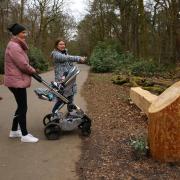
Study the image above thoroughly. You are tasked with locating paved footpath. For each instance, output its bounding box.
[0,64,89,180]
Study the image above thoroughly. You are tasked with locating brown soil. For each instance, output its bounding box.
[77,72,180,180]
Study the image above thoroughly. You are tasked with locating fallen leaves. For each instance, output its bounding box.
[77,72,180,180]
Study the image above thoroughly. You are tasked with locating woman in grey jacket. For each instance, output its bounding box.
[51,39,86,115]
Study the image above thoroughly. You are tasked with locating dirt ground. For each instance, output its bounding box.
[77,72,180,180]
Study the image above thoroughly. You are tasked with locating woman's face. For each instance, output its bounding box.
[57,41,66,51]
[17,30,27,40]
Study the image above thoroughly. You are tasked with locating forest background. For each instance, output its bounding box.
[0,0,180,79]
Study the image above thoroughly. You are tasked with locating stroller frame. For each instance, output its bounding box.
[32,67,91,140]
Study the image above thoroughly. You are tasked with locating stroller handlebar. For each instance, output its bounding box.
[32,73,43,83]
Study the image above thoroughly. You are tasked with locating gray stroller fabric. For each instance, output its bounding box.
[34,66,80,101]
[34,88,56,101]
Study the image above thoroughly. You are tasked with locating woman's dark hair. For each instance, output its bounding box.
[54,38,66,49]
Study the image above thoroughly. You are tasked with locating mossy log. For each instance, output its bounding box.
[112,74,129,85]
[148,81,180,162]
[143,85,166,95]
[112,74,169,95]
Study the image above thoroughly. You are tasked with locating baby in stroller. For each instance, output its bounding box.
[51,66,80,118]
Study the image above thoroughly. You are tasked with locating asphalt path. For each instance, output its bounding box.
[0,64,90,180]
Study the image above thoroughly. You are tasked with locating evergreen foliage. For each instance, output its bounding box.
[0,45,49,74]
[89,41,171,77]
[89,41,121,73]
[28,46,49,72]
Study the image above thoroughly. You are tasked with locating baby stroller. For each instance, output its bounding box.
[32,66,91,140]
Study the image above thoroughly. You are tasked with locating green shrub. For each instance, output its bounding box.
[89,40,172,77]
[89,41,121,73]
[130,135,149,159]
[28,46,49,72]
[0,45,49,74]
[130,59,166,77]
[115,52,137,74]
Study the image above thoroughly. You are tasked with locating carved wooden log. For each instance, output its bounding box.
[148,81,180,162]
[130,87,157,115]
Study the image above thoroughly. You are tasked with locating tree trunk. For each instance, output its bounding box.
[20,0,24,23]
[138,0,147,58]
[148,81,180,162]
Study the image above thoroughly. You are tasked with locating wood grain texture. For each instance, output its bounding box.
[148,81,180,162]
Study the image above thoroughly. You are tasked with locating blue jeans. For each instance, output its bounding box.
[52,95,74,114]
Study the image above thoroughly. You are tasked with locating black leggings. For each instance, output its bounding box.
[9,88,28,136]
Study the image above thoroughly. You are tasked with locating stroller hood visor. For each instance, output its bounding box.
[63,66,80,86]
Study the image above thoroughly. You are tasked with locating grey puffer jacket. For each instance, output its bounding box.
[51,49,81,97]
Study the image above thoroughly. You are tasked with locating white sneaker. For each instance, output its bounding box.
[21,134,39,143]
[9,130,22,138]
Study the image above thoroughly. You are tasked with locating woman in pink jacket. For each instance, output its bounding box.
[4,23,39,143]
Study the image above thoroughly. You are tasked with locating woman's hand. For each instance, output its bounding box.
[35,68,40,73]
[79,56,87,63]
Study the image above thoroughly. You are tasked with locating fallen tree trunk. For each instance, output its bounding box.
[148,81,180,162]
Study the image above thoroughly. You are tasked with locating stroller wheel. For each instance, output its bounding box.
[43,113,52,126]
[44,122,61,140]
[81,122,91,136]
[80,115,92,137]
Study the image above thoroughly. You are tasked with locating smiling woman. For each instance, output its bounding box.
[4,23,39,143]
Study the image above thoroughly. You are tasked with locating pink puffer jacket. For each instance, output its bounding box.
[4,38,35,88]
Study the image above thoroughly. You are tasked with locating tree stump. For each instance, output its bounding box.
[148,81,180,162]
